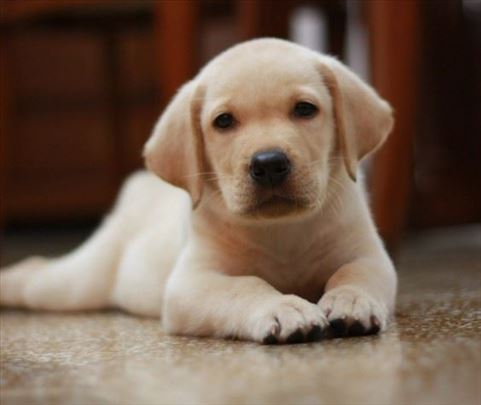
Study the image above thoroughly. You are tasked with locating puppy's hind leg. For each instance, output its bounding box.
[0,216,124,311]
[0,256,49,307]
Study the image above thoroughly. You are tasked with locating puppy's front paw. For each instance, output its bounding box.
[252,295,328,344]
[318,286,387,338]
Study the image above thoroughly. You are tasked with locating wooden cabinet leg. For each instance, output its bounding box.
[367,1,421,249]
[154,0,200,104]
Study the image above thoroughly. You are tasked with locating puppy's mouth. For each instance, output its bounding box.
[244,191,309,218]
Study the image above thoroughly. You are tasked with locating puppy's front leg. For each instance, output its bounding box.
[164,267,328,344]
[319,257,397,337]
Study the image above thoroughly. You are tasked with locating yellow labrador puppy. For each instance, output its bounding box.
[0,38,396,344]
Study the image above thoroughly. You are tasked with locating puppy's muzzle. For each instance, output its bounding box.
[250,150,291,187]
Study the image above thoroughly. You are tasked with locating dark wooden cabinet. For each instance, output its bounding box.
[1,8,160,223]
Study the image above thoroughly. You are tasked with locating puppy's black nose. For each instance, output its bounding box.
[250,150,291,186]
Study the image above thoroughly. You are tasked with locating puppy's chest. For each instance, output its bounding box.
[230,242,338,300]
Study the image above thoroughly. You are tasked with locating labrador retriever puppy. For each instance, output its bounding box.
[0,38,396,344]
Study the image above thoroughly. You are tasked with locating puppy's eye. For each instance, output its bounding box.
[293,102,318,118]
[213,113,235,130]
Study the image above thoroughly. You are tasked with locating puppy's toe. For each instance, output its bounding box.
[258,317,282,345]
[263,333,279,345]
[329,318,348,338]
[256,295,328,344]
[306,324,324,341]
[367,315,381,335]
[347,321,366,336]
[286,328,304,344]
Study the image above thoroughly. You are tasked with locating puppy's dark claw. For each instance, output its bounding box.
[348,321,366,336]
[306,325,324,341]
[328,317,381,338]
[329,318,347,338]
[263,334,278,345]
[286,328,304,344]
[367,316,381,335]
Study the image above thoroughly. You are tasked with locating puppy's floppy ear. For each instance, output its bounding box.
[143,81,205,206]
[318,58,394,181]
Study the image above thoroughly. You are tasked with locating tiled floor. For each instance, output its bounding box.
[1,225,480,404]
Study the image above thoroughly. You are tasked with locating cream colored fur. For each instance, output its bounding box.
[0,39,397,344]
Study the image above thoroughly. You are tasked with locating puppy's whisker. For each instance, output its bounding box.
[204,174,231,181]
[200,188,224,207]
[324,175,347,218]
[184,171,218,178]
[306,157,343,170]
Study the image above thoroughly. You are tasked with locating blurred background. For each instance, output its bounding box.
[0,0,480,263]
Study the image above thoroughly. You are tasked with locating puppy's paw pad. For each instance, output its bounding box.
[319,287,387,338]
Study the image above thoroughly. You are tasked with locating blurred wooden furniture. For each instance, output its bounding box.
[409,3,481,229]
[1,0,159,223]
[366,1,420,247]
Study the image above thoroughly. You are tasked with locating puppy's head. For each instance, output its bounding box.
[144,39,393,220]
